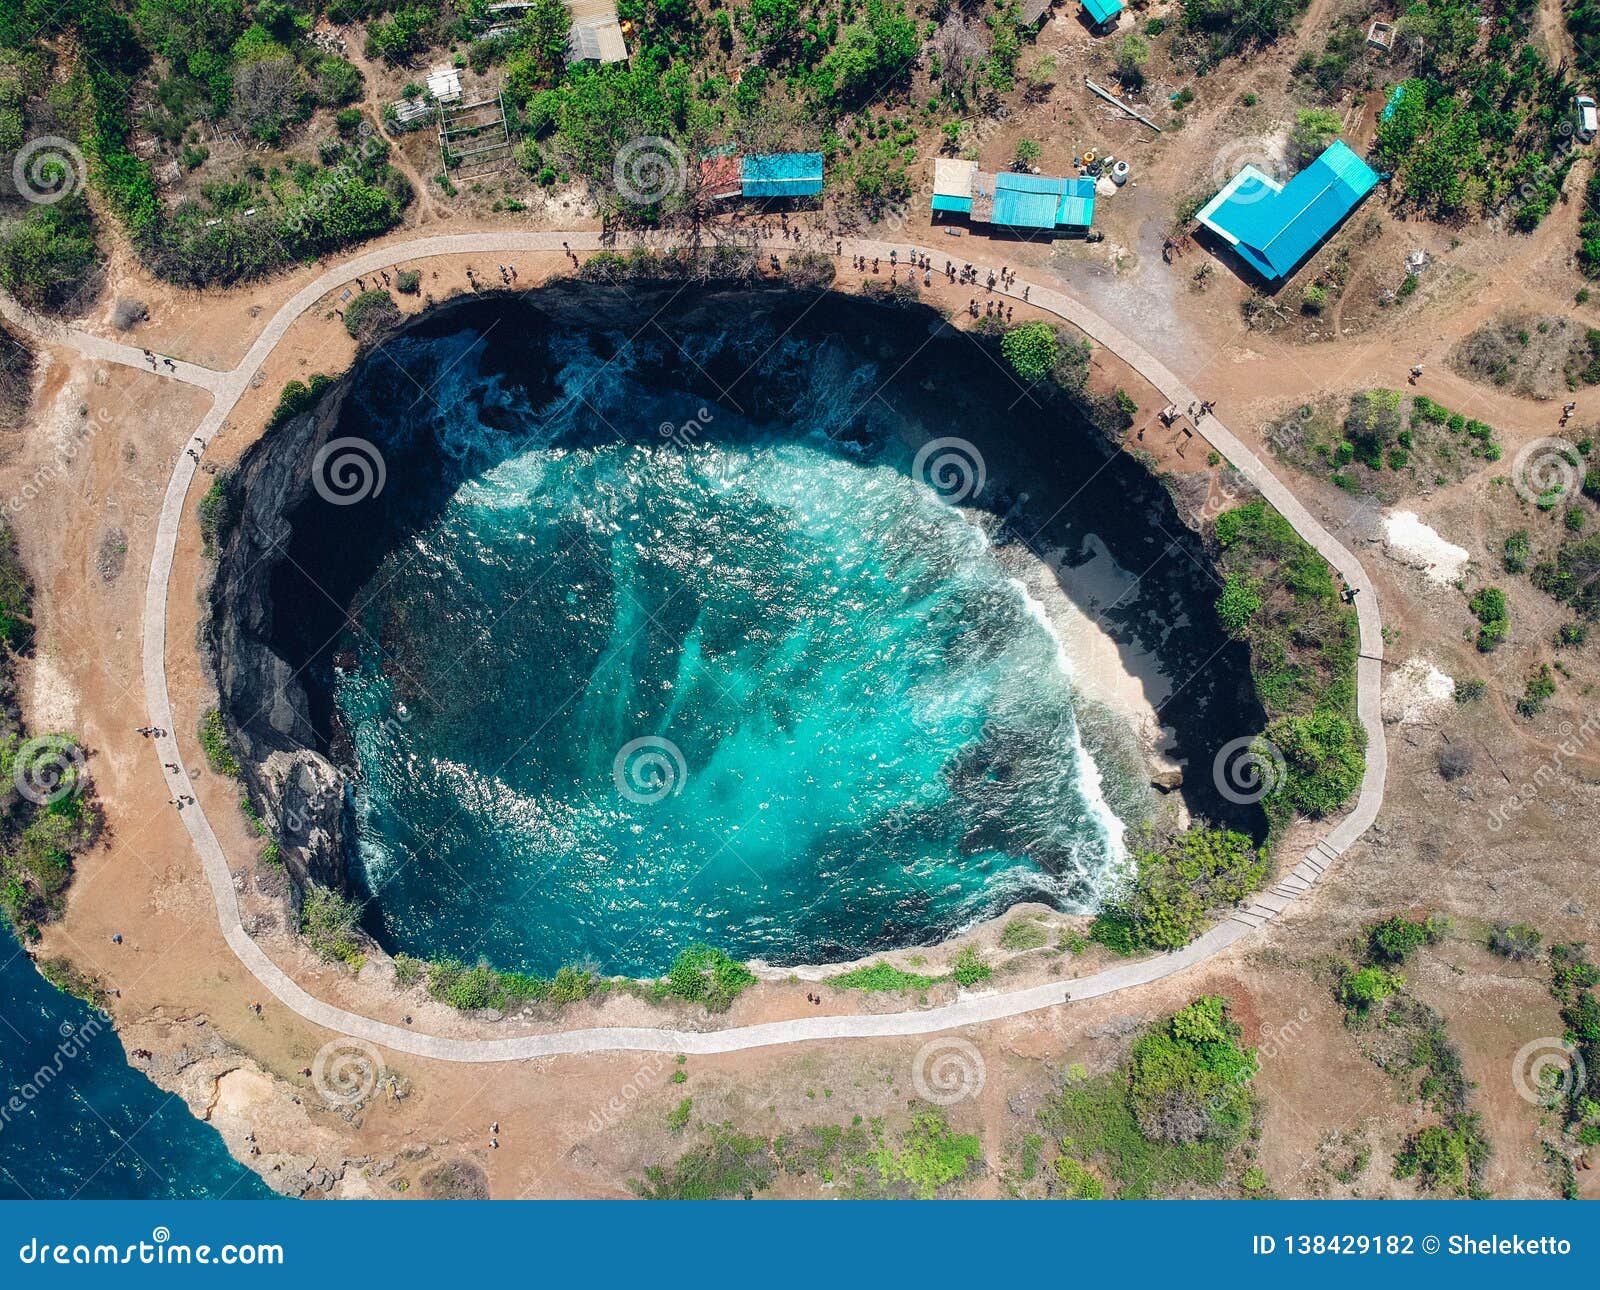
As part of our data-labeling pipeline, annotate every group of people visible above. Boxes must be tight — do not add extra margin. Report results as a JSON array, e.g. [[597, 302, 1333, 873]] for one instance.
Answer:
[[140, 348, 176, 373]]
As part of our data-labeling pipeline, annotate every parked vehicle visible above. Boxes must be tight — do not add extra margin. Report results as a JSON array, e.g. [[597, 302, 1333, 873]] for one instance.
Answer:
[[1577, 95, 1598, 142]]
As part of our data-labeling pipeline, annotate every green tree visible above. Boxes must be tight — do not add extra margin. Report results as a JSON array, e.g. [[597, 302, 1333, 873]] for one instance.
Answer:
[[1289, 107, 1342, 165], [1001, 321, 1060, 382]]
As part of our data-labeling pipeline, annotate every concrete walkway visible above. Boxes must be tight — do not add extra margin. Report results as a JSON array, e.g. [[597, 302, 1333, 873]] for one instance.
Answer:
[[7, 230, 1385, 1061]]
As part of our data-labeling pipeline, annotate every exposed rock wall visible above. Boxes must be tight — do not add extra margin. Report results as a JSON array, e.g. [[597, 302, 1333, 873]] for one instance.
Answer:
[[204, 383, 354, 895]]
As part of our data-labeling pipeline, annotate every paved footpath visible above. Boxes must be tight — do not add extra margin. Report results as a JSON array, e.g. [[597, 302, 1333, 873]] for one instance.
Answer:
[[6, 230, 1385, 1061]]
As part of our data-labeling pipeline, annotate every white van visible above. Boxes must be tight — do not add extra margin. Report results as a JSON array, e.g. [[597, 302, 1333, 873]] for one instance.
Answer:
[[1577, 95, 1598, 143]]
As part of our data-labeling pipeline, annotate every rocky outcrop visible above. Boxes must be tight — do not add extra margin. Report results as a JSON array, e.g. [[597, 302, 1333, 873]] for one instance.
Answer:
[[204, 383, 354, 895]]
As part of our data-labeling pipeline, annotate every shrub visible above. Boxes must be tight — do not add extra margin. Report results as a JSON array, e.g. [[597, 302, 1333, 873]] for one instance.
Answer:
[[1001, 322, 1060, 382], [999, 919, 1049, 951], [1437, 743, 1473, 781], [831, 961, 941, 991], [1367, 914, 1448, 965], [197, 471, 241, 556], [1468, 586, 1509, 652], [343, 289, 400, 341], [1515, 664, 1556, 718], [950, 945, 992, 986], [300, 884, 366, 970], [1122, 828, 1266, 950], [198, 709, 240, 778], [0, 195, 100, 314], [1339, 964, 1402, 1015], [1393, 1115, 1490, 1196], [1052, 1155, 1104, 1198], [1488, 923, 1543, 961], [1502, 530, 1531, 574], [1127, 996, 1257, 1145], [1265, 709, 1365, 820], [1215, 573, 1261, 635], [1088, 909, 1141, 955], [660, 944, 756, 1011]]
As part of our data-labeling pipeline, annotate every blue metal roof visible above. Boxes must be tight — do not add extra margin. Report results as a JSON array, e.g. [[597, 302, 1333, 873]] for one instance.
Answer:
[[990, 172, 1097, 229], [741, 152, 824, 197], [1197, 140, 1378, 280], [931, 194, 973, 213], [1082, 0, 1124, 25]]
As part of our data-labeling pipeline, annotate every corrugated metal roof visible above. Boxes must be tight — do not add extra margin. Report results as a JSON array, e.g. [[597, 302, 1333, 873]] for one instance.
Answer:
[[932, 194, 974, 213], [1197, 141, 1378, 280], [993, 188, 1059, 228], [1056, 191, 1094, 226], [1082, 0, 1123, 26], [741, 152, 824, 196], [987, 172, 1097, 229]]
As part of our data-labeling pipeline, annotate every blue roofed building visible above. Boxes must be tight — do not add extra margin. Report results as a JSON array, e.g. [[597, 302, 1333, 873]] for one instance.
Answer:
[[740, 152, 824, 198], [931, 160, 1096, 233], [1196, 140, 1380, 282], [1082, 0, 1124, 31]]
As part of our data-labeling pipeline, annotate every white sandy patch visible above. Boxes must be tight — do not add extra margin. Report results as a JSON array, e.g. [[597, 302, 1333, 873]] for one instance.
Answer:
[[1383, 510, 1470, 585], [1383, 656, 1456, 725], [1008, 534, 1180, 772], [28, 651, 80, 732]]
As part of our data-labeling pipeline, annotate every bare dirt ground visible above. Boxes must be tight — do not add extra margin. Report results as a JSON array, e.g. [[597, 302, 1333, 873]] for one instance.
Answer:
[[5, 0, 1600, 1199]]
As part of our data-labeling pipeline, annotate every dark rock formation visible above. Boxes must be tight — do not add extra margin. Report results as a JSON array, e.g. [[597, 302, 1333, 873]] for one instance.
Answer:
[[204, 383, 354, 894]]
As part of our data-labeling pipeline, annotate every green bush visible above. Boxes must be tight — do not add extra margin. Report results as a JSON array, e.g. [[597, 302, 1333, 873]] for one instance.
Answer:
[[660, 944, 757, 1011], [950, 945, 992, 986], [999, 919, 1049, 951], [0, 195, 99, 314], [1469, 586, 1509, 652], [300, 884, 366, 971], [1118, 827, 1266, 951], [1127, 996, 1257, 1145], [831, 961, 941, 991], [1488, 922, 1542, 961], [197, 709, 240, 778], [1000, 322, 1061, 382], [1367, 914, 1448, 964], [343, 289, 400, 341], [197, 471, 241, 556], [1393, 1114, 1490, 1196], [1339, 964, 1402, 1015]]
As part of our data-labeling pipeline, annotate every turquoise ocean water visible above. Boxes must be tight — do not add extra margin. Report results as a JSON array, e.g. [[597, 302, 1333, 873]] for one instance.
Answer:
[[307, 298, 1136, 977]]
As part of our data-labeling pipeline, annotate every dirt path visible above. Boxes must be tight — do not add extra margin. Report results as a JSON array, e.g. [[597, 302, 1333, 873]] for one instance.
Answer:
[[341, 38, 445, 226]]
